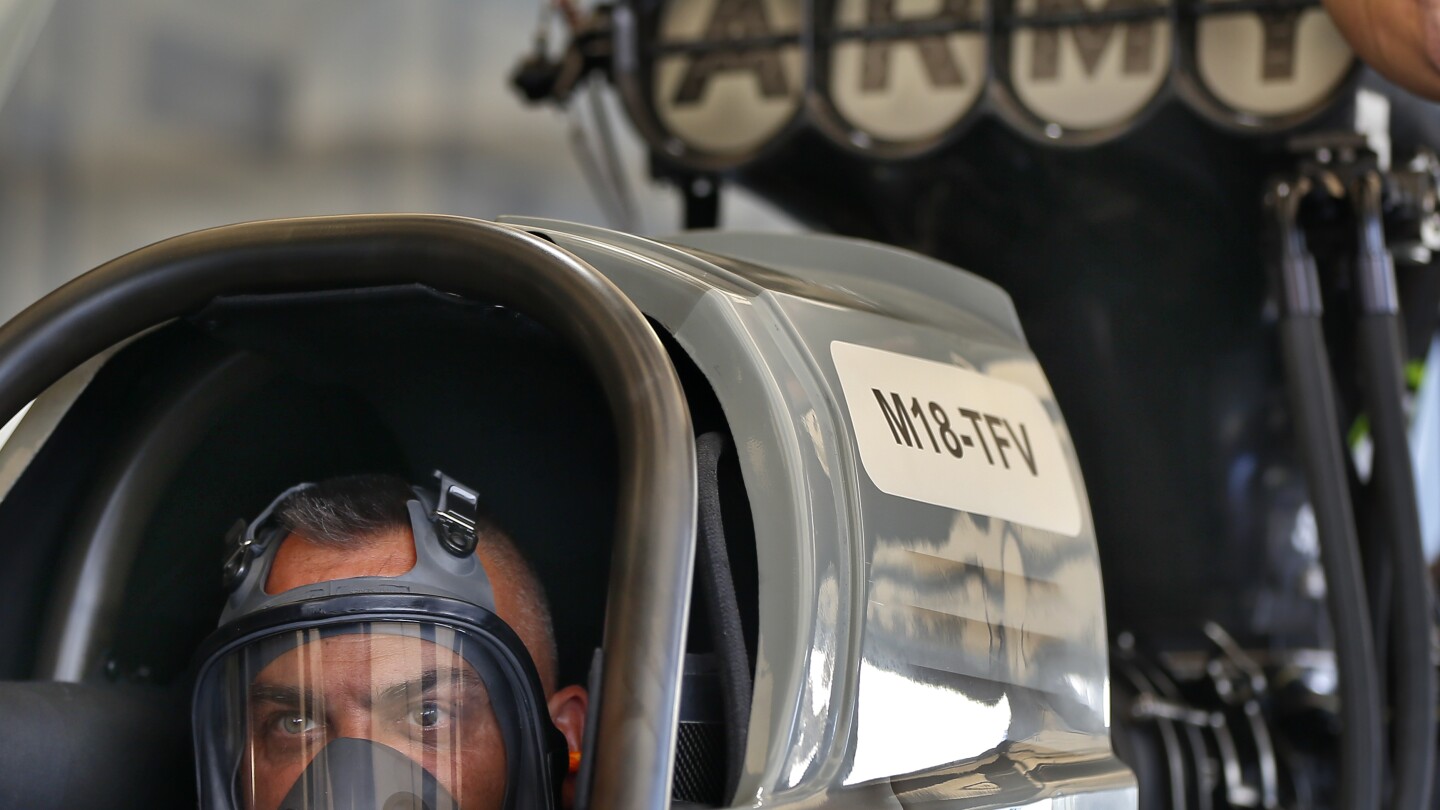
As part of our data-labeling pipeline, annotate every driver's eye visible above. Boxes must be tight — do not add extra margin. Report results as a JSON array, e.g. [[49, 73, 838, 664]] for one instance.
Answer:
[[276, 713, 319, 735], [408, 702, 447, 729]]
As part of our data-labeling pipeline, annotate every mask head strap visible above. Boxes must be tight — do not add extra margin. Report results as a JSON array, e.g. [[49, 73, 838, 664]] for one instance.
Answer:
[[217, 473, 495, 625]]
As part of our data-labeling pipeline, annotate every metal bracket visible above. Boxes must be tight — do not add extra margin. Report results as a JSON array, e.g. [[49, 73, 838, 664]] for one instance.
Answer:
[[433, 470, 481, 557]]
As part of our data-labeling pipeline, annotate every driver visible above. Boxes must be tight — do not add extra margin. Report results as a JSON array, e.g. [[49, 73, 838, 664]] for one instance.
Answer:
[[191, 474, 588, 810]]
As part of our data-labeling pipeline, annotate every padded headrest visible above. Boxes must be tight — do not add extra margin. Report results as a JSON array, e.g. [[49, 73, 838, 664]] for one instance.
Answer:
[[0, 681, 191, 808]]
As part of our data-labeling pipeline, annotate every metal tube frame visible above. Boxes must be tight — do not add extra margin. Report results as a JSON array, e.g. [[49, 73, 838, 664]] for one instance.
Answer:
[[0, 214, 697, 810]]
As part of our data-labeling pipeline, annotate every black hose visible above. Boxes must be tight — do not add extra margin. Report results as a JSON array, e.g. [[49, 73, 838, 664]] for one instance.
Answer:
[[1280, 314, 1387, 810], [694, 432, 752, 801], [1352, 170, 1436, 810], [1269, 177, 1385, 810], [1358, 312, 1436, 810]]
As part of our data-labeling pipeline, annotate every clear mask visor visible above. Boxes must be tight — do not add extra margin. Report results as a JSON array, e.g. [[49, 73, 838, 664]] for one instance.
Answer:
[[223, 622, 508, 810]]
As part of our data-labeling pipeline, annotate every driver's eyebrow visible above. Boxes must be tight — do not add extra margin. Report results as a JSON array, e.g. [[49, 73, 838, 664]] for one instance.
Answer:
[[249, 683, 311, 707], [373, 667, 483, 705]]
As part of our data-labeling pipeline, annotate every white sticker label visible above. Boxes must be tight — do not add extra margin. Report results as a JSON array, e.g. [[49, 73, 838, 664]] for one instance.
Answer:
[[654, 0, 804, 155], [1008, 0, 1171, 131], [827, 0, 986, 145], [1195, 4, 1352, 118], [831, 341, 1081, 536]]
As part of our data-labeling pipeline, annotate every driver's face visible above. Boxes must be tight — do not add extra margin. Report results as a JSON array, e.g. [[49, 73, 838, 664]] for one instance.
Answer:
[[242, 631, 507, 810]]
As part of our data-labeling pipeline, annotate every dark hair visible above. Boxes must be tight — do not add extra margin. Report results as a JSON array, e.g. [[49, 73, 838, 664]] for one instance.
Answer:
[[275, 474, 415, 547], [273, 473, 560, 688]]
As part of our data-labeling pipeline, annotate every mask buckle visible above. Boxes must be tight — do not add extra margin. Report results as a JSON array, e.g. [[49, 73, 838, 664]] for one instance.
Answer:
[[433, 470, 480, 557]]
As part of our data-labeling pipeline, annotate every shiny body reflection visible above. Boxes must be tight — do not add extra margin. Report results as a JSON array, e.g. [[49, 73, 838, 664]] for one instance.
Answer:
[[504, 221, 1137, 809]]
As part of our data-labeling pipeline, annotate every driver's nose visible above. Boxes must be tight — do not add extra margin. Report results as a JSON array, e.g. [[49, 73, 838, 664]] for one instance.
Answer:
[[325, 706, 376, 743]]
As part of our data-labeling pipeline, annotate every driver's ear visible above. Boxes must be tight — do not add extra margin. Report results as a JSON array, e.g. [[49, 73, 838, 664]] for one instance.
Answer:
[[548, 684, 587, 752], [548, 684, 588, 807]]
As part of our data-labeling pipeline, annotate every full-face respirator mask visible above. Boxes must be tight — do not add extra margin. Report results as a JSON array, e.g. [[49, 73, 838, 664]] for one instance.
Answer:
[[192, 473, 567, 810]]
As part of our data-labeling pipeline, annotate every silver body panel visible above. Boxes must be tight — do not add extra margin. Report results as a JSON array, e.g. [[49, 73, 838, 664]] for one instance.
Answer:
[[504, 217, 1136, 809]]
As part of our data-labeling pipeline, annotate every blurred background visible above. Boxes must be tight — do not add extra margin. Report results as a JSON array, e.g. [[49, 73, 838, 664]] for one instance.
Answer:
[[0, 0, 800, 323]]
